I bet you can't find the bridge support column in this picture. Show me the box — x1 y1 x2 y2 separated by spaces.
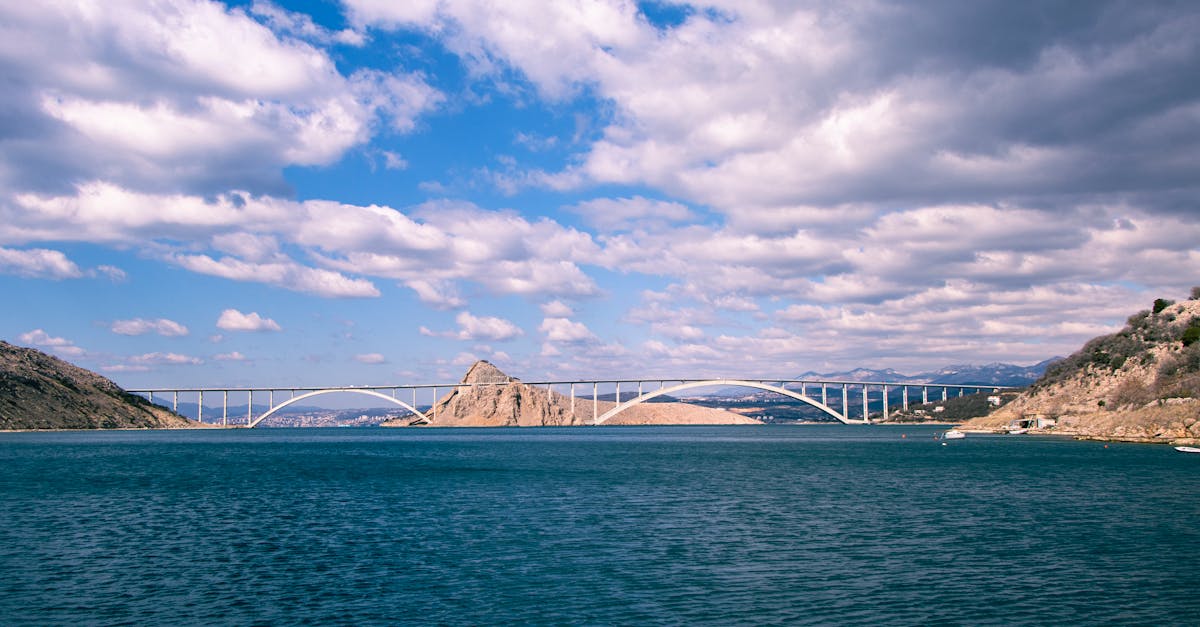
198 390 203 423
883 385 889 420
593 382 598 424
148 391 153 405
223 391 228 427
942 387 948 401
433 387 438 421
247 391 252 425
922 386 928 404
616 382 620 404
173 391 178 414
570 383 575 419
902 386 909 411
842 384 849 419
821 383 827 407
862 385 869 422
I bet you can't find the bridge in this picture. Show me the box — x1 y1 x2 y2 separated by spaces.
129 378 1010 428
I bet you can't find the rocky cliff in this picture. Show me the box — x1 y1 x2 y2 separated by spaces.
383 360 759 427
963 292 1200 443
0 340 196 430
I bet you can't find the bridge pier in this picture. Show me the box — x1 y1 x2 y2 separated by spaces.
223 391 228 427
198 390 203 423
862 385 869 421
883 385 889 420
842 384 849 420
902 386 909 411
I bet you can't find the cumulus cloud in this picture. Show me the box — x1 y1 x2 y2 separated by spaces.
0 0 439 197
540 300 573 317
0 247 83 279
111 318 189 337
18 329 85 357
539 317 597 343
214 351 246 361
3 185 599 301
216 309 282 332
421 311 524 341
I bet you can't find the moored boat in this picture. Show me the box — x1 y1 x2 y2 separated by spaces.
942 429 965 440
1174 446 1200 454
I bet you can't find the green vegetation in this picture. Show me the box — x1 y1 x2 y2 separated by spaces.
882 391 1019 423
1033 295 1200 406
1183 322 1200 347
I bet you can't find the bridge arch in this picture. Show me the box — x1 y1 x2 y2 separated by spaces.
248 388 429 428
594 379 861 425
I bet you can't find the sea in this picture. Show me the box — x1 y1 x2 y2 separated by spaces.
1 425 1197 626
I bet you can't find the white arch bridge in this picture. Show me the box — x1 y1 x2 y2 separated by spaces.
129 378 1011 428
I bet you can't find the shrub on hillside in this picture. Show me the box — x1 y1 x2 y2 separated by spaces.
1153 298 1175 314
1191 286 1200 300
1183 324 1200 347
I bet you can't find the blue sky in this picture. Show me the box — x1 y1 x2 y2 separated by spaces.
1 0 1198 389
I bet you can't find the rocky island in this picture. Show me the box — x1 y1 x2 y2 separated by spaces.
0 340 195 430
382 360 760 427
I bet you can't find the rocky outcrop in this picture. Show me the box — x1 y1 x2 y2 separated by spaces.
962 293 1200 443
383 360 760 427
0 340 196 430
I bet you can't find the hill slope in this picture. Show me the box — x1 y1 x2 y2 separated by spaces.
962 293 1200 443
382 361 759 427
0 340 195 430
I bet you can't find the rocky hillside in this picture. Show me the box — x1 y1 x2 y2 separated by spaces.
382 361 759 427
0 340 196 430
963 291 1200 443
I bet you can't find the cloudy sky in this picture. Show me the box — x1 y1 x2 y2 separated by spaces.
1 0 1198 389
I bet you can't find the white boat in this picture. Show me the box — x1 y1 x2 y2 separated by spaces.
1174 446 1200 454
942 429 965 440
1007 428 1028 435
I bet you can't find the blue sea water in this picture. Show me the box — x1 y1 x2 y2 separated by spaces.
0 425 1197 625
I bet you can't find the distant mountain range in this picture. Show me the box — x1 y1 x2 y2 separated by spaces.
795 359 1062 387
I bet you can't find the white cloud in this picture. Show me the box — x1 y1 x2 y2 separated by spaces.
0 247 83 279
406 279 466 309
381 150 408 170
568 196 696 232
171 253 380 298
214 351 246 361
17 329 85 357
540 300 573 317
421 311 524 341
216 309 282 332
354 352 386 364
111 318 189 337
0 0 439 197
539 317 597 343
130 352 203 366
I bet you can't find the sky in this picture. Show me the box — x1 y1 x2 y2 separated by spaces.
1 0 1198 390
